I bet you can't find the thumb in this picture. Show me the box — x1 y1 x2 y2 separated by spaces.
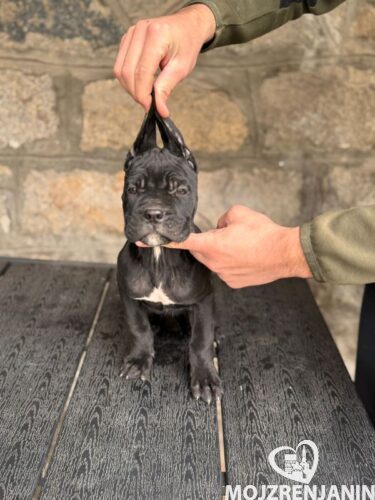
154 60 189 117
162 232 206 251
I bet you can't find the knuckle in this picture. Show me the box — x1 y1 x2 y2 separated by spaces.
173 61 189 78
148 21 167 36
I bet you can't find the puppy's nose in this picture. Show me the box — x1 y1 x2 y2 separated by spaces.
144 208 164 223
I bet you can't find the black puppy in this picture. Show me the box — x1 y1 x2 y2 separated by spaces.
117 94 223 403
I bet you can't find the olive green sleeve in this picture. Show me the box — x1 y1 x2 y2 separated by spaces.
183 0 345 50
300 206 375 285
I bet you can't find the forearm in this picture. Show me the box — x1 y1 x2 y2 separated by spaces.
183 0 346 50
300 206 375 285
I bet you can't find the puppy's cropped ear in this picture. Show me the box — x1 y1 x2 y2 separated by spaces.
149 90 197 171
157 117 197 171
124 100 157 171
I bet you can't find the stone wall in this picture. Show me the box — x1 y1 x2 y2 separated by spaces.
0 0 374 378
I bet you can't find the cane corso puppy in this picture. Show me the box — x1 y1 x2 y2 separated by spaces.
117 94 223 403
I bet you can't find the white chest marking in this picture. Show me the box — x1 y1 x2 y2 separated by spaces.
153 246 161 261
134 246 175 305
135 285 175 305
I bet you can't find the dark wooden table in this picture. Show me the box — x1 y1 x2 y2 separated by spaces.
0 257 374 500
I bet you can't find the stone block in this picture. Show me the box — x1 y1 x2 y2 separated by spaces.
257 66 375 154
21 169 124 236
351 3 375 40
195 163 302 230
0 164 14 235
322 160 375 210
80 79 248 153
0 191 12 234
80 79 145 152
0 70 58 150
0 165 13 187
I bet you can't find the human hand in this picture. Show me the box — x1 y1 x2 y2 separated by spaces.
113 5 216 117
137 205 312 288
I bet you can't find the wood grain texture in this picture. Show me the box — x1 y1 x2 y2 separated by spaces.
41 279 221 500
0 262 108 499
218 278 375 487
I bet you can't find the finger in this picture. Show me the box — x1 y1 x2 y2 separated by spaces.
114 27 135 90
154 59 189 117
121 21 149 99
162 232 207 251
134 24 170 111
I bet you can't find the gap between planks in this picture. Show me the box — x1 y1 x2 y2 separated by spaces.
214 343 228 500
32 275 111 500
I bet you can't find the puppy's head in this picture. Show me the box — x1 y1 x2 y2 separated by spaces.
122 93 197 246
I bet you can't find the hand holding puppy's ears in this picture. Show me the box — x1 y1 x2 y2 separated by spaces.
124 89 197 172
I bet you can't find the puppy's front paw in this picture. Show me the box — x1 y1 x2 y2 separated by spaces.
190 363 223 404
120 352 154 381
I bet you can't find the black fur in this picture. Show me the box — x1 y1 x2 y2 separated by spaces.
117 92 223 404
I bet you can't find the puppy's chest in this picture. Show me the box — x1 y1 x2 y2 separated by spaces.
128 248 178 305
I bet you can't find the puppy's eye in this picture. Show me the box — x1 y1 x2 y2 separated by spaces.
127 185 137 194
176 186 189 195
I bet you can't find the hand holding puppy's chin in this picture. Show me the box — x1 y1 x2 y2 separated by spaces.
136 232 189 248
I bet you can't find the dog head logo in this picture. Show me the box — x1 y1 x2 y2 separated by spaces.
122 90 198 246
268 440 319 484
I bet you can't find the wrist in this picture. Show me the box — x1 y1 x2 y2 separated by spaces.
282 226 313 279
179 4 216 44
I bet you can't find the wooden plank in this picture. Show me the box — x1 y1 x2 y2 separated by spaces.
41 279 221 500
219 278 375 488
0 262 109 499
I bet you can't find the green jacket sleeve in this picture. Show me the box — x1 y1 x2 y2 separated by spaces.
300 206 375 285
184 0 345 50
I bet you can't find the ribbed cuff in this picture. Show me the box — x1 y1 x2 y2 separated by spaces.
300 222 325 283
181 0 225 51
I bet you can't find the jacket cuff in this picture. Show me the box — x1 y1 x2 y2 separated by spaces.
300 222 325 283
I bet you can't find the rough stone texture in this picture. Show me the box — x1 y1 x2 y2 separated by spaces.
322 161 375 210
0 165 13 186
80 79 145 152
0 71 58 150
0 0 123 49
0 192 12 235
81 79 248 153
168 83 248 153
0 165 14 235
196 164 302 230
21 169 124 236
257 66 375 153
351 3 375 40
